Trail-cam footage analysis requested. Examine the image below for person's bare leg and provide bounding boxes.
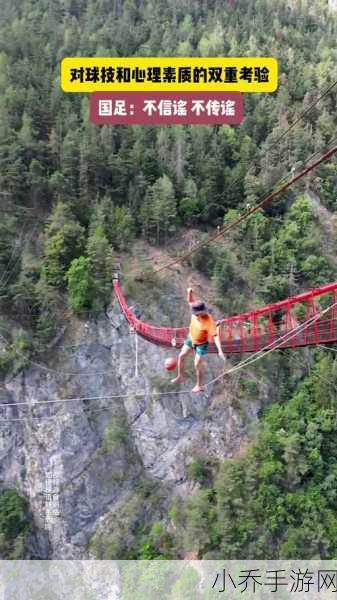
[192,354,204,392]
[171,345,192,384]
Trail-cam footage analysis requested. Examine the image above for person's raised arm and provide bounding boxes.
[187,287,195,306]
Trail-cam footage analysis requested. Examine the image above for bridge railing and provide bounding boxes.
[113,279,337,354]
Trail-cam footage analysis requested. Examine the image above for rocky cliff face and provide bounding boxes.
[0,290,269,558]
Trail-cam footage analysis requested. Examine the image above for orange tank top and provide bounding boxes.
[189,314,217,345]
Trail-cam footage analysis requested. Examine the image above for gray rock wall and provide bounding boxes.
[0,297,265,558]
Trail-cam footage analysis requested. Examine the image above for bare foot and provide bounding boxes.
[171,375,182,384]
[192,385,204,393]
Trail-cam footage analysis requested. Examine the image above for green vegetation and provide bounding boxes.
[141,174,177,244]
[119,562,202,600]
[120,562,182,600]
[0,490,32,559]
[103,353,337,561]
[187,456,215,485]
[90,479,174,559]
[66,256,92,312]
[102,422,129,453]
[1,0,337,562]
[42,203,85,288]
[0,328,32,378]
[0,0,336,336]
[162,353,337,559]
[247,196,335,304]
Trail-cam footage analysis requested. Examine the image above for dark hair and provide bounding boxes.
[191,301,208,315]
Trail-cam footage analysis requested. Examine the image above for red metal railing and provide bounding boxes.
[113,279,337,353]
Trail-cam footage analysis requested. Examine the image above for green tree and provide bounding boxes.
[141,175,177,244]
[87,223,113,313]
[179,178,201,225]
[101,198,135,250]
[66,256,92,312]
[0,490,31,559]
[61,129,81,210]
[42,203,85,287]
[168,354,337,560]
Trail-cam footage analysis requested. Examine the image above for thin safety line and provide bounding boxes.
[202,300,337,388]
[318,344,337,353]
[0,300,336,421]
[152,142,337,275]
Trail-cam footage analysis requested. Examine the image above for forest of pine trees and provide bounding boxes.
[0,0,337,345]
[1,0,337,560]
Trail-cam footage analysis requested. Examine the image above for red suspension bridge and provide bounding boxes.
[113,278,337,354]
[113,141,337,356]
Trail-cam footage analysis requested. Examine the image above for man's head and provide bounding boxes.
[191,301,209,320]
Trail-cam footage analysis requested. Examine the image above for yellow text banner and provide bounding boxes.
[61,57,278,93]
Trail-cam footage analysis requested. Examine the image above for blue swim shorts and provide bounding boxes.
[184,335,209,357]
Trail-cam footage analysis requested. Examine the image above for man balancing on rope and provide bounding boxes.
[171,288,226,393]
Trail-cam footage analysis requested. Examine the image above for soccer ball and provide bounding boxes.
[165,357,177,371]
